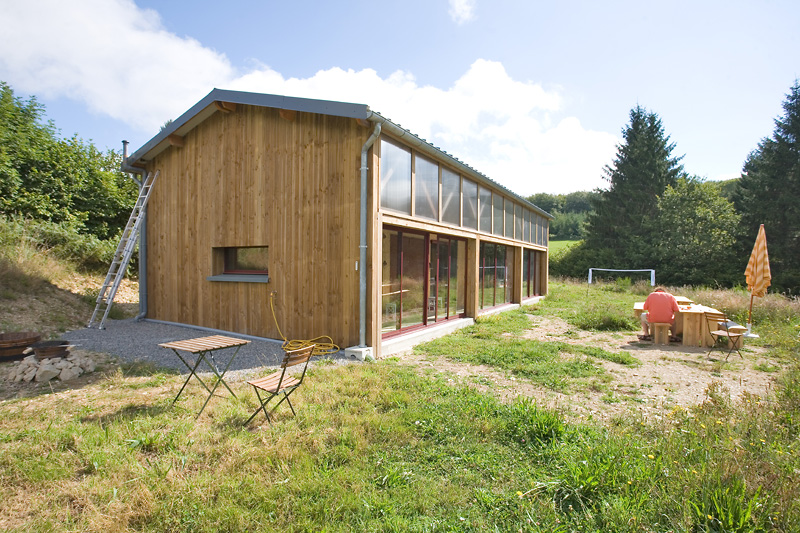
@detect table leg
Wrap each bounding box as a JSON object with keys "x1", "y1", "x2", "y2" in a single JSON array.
[
  {"x1": 195, "y1": 345, "x2": 243, "y2": 418},
  {"x1": 172, "y1": 349, "x2": 213, "y2": 405},
  {"x1": 682, "y1": 314, "x2": 702, "y2": 347},
  {"x1": 205, "y1": 345, "x2": 242, "y2": 399}
]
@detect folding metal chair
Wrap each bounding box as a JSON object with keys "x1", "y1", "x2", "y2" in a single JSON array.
[
  {"x1": 244, "y1": 344, "x2": 315, "y2": 425},
  {"x1": 704, "y1": 311, "x2": 744, "y2": 361}
]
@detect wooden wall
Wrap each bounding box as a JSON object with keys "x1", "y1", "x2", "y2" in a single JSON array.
[{"x1": 145, "y1": 105, "x2": 367, "y2": 346}]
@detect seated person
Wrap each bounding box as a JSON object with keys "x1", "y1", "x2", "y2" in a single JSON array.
[{"x1": 640, "y1": 287, "x2": 679, "y2": 339}]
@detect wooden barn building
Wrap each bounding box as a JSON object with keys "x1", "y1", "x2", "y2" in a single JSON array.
[{"x1": 123, "y1": 89, "x2": 551, "y2": 359}]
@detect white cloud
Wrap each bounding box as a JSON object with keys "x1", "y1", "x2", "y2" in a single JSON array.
[
  {"x1": 0, "y1": 0, "x2": 234, "y2": 130},
  {"x1": 0, "y1": 0, "x2": 618, "y2": 193},
  {"x1": 228, "y1": 60, "x2": 618, "y2": 194},
  {"x1": 448, "y1": 0, "x2": 477, "y2": 25}
]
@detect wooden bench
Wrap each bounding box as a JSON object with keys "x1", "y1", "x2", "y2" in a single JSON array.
[{"x1": 651, "y1": 323, "x2": 672, "y2": 345}]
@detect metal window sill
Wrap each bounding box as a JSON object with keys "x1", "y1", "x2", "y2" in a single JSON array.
[{"x1": 206, "y1": 274, "x2": 270, "y2": 283}]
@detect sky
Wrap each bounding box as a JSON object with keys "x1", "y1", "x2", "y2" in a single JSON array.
[{"x1": 1, "y1": 0, "x2": 798, "y2": 195}]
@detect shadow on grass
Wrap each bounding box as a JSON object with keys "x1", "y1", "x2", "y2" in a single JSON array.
[{"x1": 81, "y1": 401, "x2": 174, "y2": 424}]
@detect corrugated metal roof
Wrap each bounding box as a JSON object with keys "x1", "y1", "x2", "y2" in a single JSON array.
[{"x1": 126, "y1": 88, "x2": 551, "y2": 219}]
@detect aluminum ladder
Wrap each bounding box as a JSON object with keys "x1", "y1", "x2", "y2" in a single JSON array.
[{"x1": 88, "y1": 170, "x2": 159, "y2": 329}]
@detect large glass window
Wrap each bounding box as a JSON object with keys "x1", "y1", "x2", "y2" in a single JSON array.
[
  {"x1": 382, "y1": 227, "x2": 466, "y2": 336},
  {"x1": 493, "y1": 194, "x2": 504, "y2": 236},
  {"x1": 479, "y1": 186, "x2": 492, "y2": 233},
  {"x1": 414, "y1": 154, "x2": 439, "y2": 220},
  {"x1": 381, "y1": 230, "x2": 401, "y2": 332},
  {"x1": 522, "y1": 248, "x2": 542, "y2": 298},
  {"x1": 441, "y1": 168, "x2": 460, "y2": 226},
  {"x1": 380, "y1": 139, "x2": 411, "y2": 214},
  {"x1": 515, "y1": 205, "x2": 523, "y2": 240},
  {"x1": 479, "y1": 242, "x2": 514, "y2": 309},
  {"x1": 380, "y1": 229, "x2": 426, "y2": 332},
  {"x1": 462, "y1": 179, "x2": 478, "y2": 230}
]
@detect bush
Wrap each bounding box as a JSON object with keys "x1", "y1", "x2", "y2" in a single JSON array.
[{"x1": 0, "y1": 216, "x2": 131, "y2": 273}]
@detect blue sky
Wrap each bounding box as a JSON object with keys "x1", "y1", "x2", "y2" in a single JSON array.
[{"x1": 1, "y1": 0, "x2": 798, "y2": 194}]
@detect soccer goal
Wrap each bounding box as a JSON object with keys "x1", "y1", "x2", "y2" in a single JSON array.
[{"x1": 588, "y1": 268, "x2": 656, "y2": 286}]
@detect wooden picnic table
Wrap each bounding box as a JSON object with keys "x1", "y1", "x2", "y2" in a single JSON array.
[{"x1": 634, "y1": 299, "x2": 717, "y2": 348}]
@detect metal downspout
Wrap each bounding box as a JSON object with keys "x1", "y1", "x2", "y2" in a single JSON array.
[
  {"x1": 359, "y1": 122, "x2": 381, "y2": 347},
  {"x1": 121, "y1": 140, "x2": 148, "y2": 321}
]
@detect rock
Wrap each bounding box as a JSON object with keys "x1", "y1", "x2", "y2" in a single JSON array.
[
  {"x1": 59, "y1": 367, "x2": 81, "y2": 381},
  {"x1": 80, "y1": 359, "x2": 96, "y2": 373},
  {"x1": 35, "y1": 365, "x2": 60, "y2": 382}
]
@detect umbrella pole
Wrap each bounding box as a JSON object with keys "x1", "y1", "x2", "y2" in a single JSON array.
[{"x1": 745, "y1": 292, "x2": 759, "y2": 338}]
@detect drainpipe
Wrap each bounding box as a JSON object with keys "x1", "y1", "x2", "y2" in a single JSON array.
[
  {"x1": 359, "y1": 122, "x2": 381, "y2": 347},
  {"x1": 120, "y1": 140, "x2": 148, "y2": 321}
]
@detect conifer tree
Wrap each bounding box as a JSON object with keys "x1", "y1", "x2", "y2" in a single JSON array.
[
  {"x1": 584, "y1": 105, "x2": 685, "y2": 267},
  {"x1": 733, "y1": 81, "x2": 800, "y2": 293}
]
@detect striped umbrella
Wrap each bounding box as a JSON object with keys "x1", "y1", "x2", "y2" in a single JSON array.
[{"x1": 744, "y1": 224, "x2": 771, "y2": 327}]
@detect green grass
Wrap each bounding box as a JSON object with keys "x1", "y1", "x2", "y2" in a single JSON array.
[
  {"x1": 548, "y1": 239, "x2": 581, "y2": 254},
  {"x1": 416, "y1": 308, "x2": 639, "y2": 392},
  {"x1": 2, "y1": 278, "x2": 800, "y2": 531}
]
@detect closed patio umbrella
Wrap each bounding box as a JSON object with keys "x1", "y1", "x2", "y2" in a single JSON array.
[{"x1": 744, "y1": 224, "x2": 771, "y2": 335}]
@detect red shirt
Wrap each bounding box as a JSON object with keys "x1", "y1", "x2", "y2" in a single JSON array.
[{"x1": 643, "y1": 291, "x2": 679, "y2": 323}]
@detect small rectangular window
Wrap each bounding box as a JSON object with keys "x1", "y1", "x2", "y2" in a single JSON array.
[{"x1": 224, "y1": 246, "x2": 269, "y2": 274}]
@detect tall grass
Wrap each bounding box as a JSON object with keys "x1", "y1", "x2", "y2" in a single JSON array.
[{"x1": 0, "y1": 216, "x2": 121, "y2": 274}]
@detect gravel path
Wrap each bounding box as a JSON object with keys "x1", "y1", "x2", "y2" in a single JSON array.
[{"x1": 62, "y1": 318, "x2": 356, "y2": 379}]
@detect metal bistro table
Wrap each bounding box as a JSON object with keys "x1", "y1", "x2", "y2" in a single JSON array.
[{"x1": 159, "y1": 335, "x2": 251, "y2": 417}]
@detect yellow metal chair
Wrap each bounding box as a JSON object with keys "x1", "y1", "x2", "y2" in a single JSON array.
[{"x1": 245, "y1": 344, "x2": 315, "y2": 425}]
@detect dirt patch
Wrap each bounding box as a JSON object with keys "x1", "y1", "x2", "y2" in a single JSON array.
[{"x1": 397, "y1": 315, "x2": 777, "y2": 423}]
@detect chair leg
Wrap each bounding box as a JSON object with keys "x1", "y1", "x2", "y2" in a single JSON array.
[
  {"x1": 245, "y1": 388, "x2": 275, "y2": 426},
  {"x1": 724, "y1": 344, "x2": 743, "y2": 361},
  {"x1": 272, "y1": 391, "x2": 296, "y2": 417}
]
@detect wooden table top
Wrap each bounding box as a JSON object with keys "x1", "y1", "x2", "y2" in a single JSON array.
[{"x1": 159, "y1": 335, "x2": 250, "y2": 353}]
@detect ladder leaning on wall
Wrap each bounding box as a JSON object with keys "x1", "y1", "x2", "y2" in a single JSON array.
[{"x1": 88, "y1": 170, "x2": 159, "y2": 329}]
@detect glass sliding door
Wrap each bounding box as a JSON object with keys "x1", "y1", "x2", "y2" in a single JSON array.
[
  {"x1": 480, "y1": 242, "x2": 514, "y2": 309},
  {"x1": 381, "y1": 229, "x2": 401, "y2": 333},
  {"x1": 401, "y1": 232, "x2": 426, "y2": 329},
  {"x1": 521, "y1": 248, "x2": 541, "y2": 298},
  {"x1": 382, "y1": 226, "x2": 466, "y2": 337}
]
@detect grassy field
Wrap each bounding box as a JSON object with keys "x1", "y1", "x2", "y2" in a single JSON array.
[
  {"x1": 547, "y1": 239, "x2": 580, "y2": 255},
  {"x1": 2, "y1": 235, "x2": 800, "y2": 531}
]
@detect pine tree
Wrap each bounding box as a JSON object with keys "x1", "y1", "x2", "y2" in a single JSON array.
[
  {"x1": 733, "y1": 81, "x2": 800, "y2": 293},
  {"x1": 584, "y1": 105, "x2": 685, "y2": 267}
]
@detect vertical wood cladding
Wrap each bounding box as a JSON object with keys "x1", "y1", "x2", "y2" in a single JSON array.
[{"x1": 145, "y1": 106, "x2": 364, "y2": 346}]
